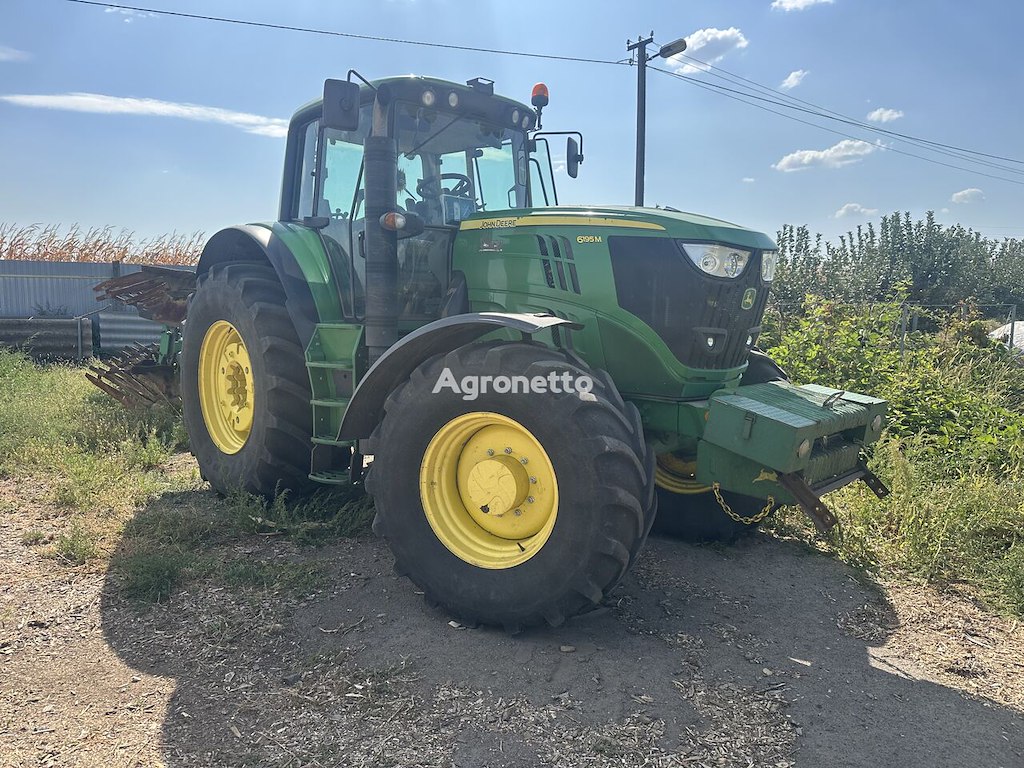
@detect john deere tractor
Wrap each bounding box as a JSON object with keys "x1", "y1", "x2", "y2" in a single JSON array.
[{"x1": 96, "y1": 74, "x2": 889, "y2": 631}]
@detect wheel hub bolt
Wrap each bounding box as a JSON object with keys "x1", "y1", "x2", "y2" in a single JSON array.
[
  {"x1": 487, "y1": 449, "x2": 495, "y2": 456},
  {"x1": 514, "y1": 508, "x2": 522, "y2": 516},
  {"x1": 504, "y1": 447, "x2": 513, "y2": 454},
  {"x1": 520, "y1": 457, "x2": 529, "y2": 465},
  {"x1": 527, "y1": 496, "x2": 535, "y2": 504},
  {"x1": 529, "y1": 476, "x2": 537, "y2": 484}
]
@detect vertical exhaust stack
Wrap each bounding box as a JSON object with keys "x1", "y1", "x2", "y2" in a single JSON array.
[{"x1": 362, "y1": 85, "x2": 399, "y2": 363}]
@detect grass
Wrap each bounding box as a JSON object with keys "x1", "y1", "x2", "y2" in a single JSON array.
[
  {"x1": 51, "y1": 523, "x2": 100, "y2": 565},
  {"x1": 0, "y1": 348, "x2": 374, "y2": 602},
  {"x1": 20, "y1": 529, "x2": 46, "y2": 546}
]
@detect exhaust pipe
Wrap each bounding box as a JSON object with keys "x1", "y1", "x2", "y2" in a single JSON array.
[{"x1": 362, "y1": 86, "x2": 399, "y2": 363}]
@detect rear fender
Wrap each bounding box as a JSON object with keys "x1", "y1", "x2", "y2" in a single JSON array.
[
  {"x1": 197, "y1": 224, "x2": 344, "y2": 348},
  {"x1": 338, "y1": 312, "x2": 582, "y2": 441}
]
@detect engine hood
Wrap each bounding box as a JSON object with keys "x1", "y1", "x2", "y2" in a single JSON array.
[{"x1": 461, "y1": 206, "x2": 778, "y2": 251}]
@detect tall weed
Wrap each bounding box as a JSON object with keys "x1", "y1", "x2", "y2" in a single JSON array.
[{"x1": 766, "y1": 301, "x2": 1024, "y2": 613}]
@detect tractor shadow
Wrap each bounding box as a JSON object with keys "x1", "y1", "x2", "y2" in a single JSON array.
[{"x1": 100, "y1": 490, "x2": 1024, "y2": 767}]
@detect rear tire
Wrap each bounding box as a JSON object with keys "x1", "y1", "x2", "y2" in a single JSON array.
[
  {"x1": 366, "y1": 341, "x2": 656, "y2": 630},
  {"x1": 181, "y1": 263, "x2": 313, "y2": 497}
]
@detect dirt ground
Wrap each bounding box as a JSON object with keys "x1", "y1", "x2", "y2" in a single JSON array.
[{"x1": 1, "y1": 472, "x2": 1023, "y2": 768}]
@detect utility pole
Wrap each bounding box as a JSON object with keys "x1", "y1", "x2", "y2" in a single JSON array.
[
  {"x1": 626, "y1": 33, "x2": 687, "y2": 208},
  {"x1": 627, "y1": 33, "x2": 654, "y2": 207}
]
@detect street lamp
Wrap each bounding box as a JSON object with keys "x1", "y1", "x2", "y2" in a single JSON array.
[{"x1": 626, "y1": 33, "x2": 687, "y2": 207}]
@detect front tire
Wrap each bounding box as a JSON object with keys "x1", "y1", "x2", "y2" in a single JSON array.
[
  {"x1": 181, "y1": 263, "x2": 313, "y2": 496},
  {"x1": 366, "y1": 341, "x2": 656, "y2": 630}
]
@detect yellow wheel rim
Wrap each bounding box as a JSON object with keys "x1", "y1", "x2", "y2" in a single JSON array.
[
  {"x1": 655, "y1": 452, "x2": 712, "y2": 495},
  {"x1": 198, "y1": 320, "x2": 254, "y2": 455},
  {"x1": 419, "y1": 412, "x2": 558, "y2": 569}
]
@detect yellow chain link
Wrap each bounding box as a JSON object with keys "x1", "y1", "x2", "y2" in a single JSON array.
[{"x1": 712, "y1": 482, "x2": 775, "y2": 526}]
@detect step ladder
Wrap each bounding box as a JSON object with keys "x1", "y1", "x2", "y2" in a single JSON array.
[{"x1": 305, "y1": 323, "x2": 365, "y2": 484}]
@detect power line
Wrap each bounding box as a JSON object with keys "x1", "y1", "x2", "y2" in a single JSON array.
[
  {"x1": 61, "y1": 1, "x2": 1024, "y2": 186},
  {"x1": 63, "y1": 0, "x2": 627, "y2": 67},
  {"x1": 650, "y1": 66, "x2": 1024, "y2": 187},
  {"x1": 656, "y1": 52, "x2": 1024, "y2": 176},
  {"x1": 670, "y1": 51, "x2": 1024, "y2": 166},
  {"x1": 661, "y1": 68, "x2": 1024, "y2": 178}
]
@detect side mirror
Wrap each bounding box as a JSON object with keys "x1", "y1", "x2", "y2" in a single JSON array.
[
  {"x1": 566, "y1": 136, "x2": 583, "y2": 179},
  {"x1": 322, "y1": 79, "x2": 360, "y2": 132}
]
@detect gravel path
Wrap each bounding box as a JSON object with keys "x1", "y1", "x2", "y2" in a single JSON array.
[{"x1": 2, "y1": 477, "x2": 1022, "y2": 767}]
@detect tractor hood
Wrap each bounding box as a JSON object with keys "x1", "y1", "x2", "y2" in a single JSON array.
[{"x1": 475, "y1": 206, "x2": 778, "y2": 251}]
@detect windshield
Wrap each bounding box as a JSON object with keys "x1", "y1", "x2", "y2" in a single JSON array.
[{"x1": 393, "y1": 102, "x2": 528, "y2": 225}]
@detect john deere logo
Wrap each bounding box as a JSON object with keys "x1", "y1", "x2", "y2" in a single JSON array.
[{"x1": 741, "y1": 288, "x2": 757, "y2": 310}]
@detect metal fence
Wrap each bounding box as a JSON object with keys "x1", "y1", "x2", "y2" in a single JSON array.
[
  {"x1": 0, "y1": 259, "x2": 194, "y2": 354},
  {"x1": 0, "y1": 317, "x2": 93, "y2": 361}
]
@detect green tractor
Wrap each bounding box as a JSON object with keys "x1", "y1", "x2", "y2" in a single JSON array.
[{"x1": 96, "y1": 74, "x2": 889, "y2": 631}]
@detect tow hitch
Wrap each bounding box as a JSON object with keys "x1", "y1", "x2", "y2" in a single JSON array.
[{"x1": 779, "y1": 463, "x2": 891, "y2": 533}]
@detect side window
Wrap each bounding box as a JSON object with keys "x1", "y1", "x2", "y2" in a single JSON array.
[
  {"x1": 319, "y1": 130, "x2": 364, "y2": 219},
  {"x1": 476, "y1": 143, "x2": 518, "y2": 212},
  {"x1": 296, "y1": 120, "x2": 319, "y2": 219},
  {"x1": 319, "y1": 127, "x2": 368, "y2": 319}
]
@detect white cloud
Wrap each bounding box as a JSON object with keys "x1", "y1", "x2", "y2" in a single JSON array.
[
  {"x1": 666, "y1": 27, "x2": 749, "y2": 74},
  {"x1": 771, "y1": 0, "x2": 834, "y2": 10},
  {"x1": 866, "y1": 107, "x2": 904, "y2": 123},
  {"x1": 0, "y1": 45, "x2": 30, "y2": 62},
  {"x1": 742, "y1": 177, "x2": 756, "y2": 183},
  {"x1": 773, "y1": 139, "x2": 878, "y2": 172},
  {"x1": 779, "y1": 69, "x2": 808, "y2": 90},
  {"x1": 104, "y1": 7, "x2": 155, "y2": 22},
  {"x1": 950, "y1": 187, "x2": 984, "y2": 204},
  {"x1": 0, "y1": 92, "x2": 288, "y2": 137},
  {"x1": 834, "y1": 202, "x2": 878, "y2": 218}
]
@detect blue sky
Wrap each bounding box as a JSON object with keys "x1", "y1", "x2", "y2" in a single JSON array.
[{"x1": 1, "y1": 0, "x2": 1023, "y2": 243}]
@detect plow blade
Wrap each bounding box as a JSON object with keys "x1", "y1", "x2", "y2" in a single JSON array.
[{"x1": 86, "y1": 342, "x2": 179, "y2": 407}]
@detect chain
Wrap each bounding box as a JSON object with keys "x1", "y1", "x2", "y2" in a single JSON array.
[{"x1": 712, "y1": 482, "x2": 775, "y2": 526}]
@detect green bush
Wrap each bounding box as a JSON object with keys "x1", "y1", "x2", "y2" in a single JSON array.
[
  {"x1": 766, "y1": 299, "x2": 1024, "y2": 471},
  {"x1": 766, "y1": 300, "x2": 1024, "y2": 614}
]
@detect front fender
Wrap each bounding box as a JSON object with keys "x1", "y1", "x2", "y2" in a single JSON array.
[{"x1": 338, "y1": 312, "x2": 582, "y2": 441}]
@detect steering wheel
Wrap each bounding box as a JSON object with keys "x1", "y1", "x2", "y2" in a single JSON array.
[{"x1": 417, "y1": 173, "x2": 473, "y2": 198}]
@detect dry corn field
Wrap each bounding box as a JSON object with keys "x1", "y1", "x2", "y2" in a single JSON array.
[{"x1": 0, "y1": 224, "x2": 203, "y2": 265}]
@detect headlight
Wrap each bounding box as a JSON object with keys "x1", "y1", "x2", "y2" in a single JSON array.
[
  {"x1": 680, "y1": 243, "x2": 752, "y2": 279},
  {"x1": 761, "y1": 250, "x2": 779, "y2": 282}
]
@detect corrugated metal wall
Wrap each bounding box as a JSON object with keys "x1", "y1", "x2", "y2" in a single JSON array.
[
  {"x1": 0, "y1": 260, "x2": 193, "y2": 352},
  {"x1": 0, "y1": 260, "x2": 120, "y2": 318}
]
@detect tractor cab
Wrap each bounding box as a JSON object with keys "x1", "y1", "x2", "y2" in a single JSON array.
[{"x1": 279, "y1": 75, "x2": 567, "y2": 324}]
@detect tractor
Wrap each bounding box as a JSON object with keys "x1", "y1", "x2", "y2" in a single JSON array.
[{"x1": 94, "y1": 74, "x2": 889, "y2": 631}]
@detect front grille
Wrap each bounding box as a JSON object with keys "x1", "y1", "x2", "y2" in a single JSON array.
[{"x1": 608, "y1": 235, "x2": 770, "y2": 369}]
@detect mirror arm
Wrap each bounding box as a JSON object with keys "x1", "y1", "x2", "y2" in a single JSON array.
[{"x1": 346, "y1": 69, "x2": 377, "y2": 92}]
